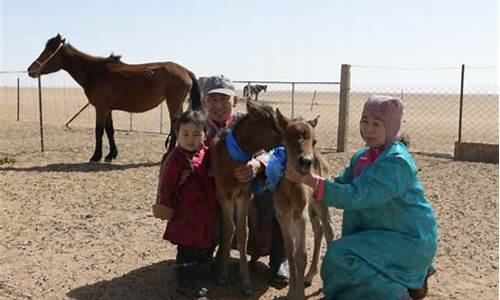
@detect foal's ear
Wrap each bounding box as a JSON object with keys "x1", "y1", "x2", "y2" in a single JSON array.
[
  {"x1": 276, "y1": 108, "x2": 289, "y2": 129},
  {"x1": 308, "y1": 115, "x2": 319, "y2": 128}
]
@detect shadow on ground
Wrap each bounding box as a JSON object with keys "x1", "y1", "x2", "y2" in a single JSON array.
[
  {"x1": 67, "y1": 258, "x2": 281, "y2": 300},
  {"x1": 0, "y1": 161, "x2": 159, "y2": 173}
]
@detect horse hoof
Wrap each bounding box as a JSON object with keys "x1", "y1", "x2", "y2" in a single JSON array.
[
  {"x1": 89, "y1": 154, "x2": 102, "y2": 162},
  {"x1": 104, "y1": 155, "x2": 115, "y2": 162}
]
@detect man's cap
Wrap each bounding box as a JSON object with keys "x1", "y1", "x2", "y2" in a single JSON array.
[{"x1": 202, "y1": 75, "x2": 235, "y2": 97}]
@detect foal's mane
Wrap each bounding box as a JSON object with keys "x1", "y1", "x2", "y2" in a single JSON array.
[{"x1": 219, "y1": 102, "x2": 281, "y2": 138}]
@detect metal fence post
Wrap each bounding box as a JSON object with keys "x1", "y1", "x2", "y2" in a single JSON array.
[
  {"x1": 291, "y1": 82, "x2": 295, "y2": 118},
  {"x1": 37, "y1": 77, "x2": 44, "y2": 152},
  {"x1": 458, "y1": 64, "x2": 465, "y2": 143},
  {"x1": 337, "y1": 64, "x2": 351, "y2": 152},
  {"x1": 16, "y1": 77, "x2": 20, "y2": 121}
]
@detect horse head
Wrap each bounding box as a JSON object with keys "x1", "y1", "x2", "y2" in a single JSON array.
[
  {"x1": 276, "y1": 109, "x2": 319, "y2": 175},
  {"x1": 28, "y1": 34, "x2": 66, "y2": 78},
  {"x1": 232, "y1": 100, "x2": 283, "y2": 154}
]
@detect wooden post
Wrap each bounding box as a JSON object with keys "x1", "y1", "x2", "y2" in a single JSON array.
[
  {"x1": 37, "y1": 77, "x2": 44, "y2": 152},
  {"x1": 65, "y1": 102, "x2": 90, "y2": 127},
  {"x1": 337, "y1": 64, "x2": 351, "y2": 152},
  {"x1": 160, "y1": 102, "x2": 164, "y2": 134}
]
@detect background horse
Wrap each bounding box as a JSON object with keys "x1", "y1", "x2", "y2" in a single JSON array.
[
  {"x1": 210, "y1": 101, "x2": 282, "y2": 296},
  {"x1": 274, "y1": 110, "x2": 334, "y2": 300},
  {"x1": 27, "y1": 34, "x2": 200, "y2": 162},
  {"x1": 243, "y1": 84, "x2": 267, "y2": 101}
]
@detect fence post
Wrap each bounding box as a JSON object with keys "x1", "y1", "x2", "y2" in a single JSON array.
[
  {"x1": 160, "y1": 103, "x2": 164, "y2": 134},
  {"x1": 291, "y1": 82, "x2": 295, "y2": 118},
  {"x1": 37, "y1": 77, "x2": 44, "y2": 152},
  {"x1": 16, "y1": 77, "x2": 20, "y2": 122},
  {"x1": 129, "y1": 113, "x2": 133, "y2": 131},
  {"x1": 458, "y1": 64, "x2": 465, "y2": 143},
  {"x1": 337, "y1": 64, "x2": 351, "y2": 152}
]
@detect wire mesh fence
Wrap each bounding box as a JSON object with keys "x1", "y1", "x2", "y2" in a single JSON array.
[
  {"x1": 349, "y1": 65, "x2": 498, "y2": 155},
  {"x1": 1, "y1": 65, "x2": 498, "y2": 157}
]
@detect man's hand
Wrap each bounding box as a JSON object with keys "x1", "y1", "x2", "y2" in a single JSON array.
[{"x1": 233, "y1": 159, "x2": 262, "y2": 183}]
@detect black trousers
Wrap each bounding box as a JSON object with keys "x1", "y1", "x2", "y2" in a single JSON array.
[{"x1": 254, "y1": 191, "x2": 285, "y2": 272}]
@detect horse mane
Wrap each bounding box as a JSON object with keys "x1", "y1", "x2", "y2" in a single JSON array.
[
  {"x1": 65, "y1": 43, "x2": 123, "y2": 63},
  {"x1": 107, "y1": 53, "x2": 122, "y2": 62},
  {"x1": 218, "y1": 102, "x2": 281, "y2": 139}
]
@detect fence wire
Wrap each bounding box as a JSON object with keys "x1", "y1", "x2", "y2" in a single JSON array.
[{"x1": 1, "y1": 67, "x2": 498, "y2": 157}]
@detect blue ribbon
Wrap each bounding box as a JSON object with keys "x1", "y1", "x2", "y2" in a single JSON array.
[
  {"x1": 225, "y1": 130, "x2": 252, "y2": 162},
  {"x1": 251, "y1": 146, "x2": 287, "y2": 195}
]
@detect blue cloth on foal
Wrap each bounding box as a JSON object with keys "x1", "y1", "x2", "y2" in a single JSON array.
[
  {"x1": 224, "y1": 130, "x2": 252, "y2": 162},
  {"x1": 251, "y1": 146, "x2": 287, "y2": 195}
]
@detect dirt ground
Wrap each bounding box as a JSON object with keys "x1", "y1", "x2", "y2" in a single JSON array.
[{"x1": 0, "y1": 123, "x2": 498, "y2": 300}]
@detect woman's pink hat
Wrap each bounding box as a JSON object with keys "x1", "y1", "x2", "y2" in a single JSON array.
[{"x1": 361, "y1": 95, "x2": 404, "y2": 146}]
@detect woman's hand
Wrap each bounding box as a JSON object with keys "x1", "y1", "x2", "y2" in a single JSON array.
[
  {"x1": 234, "y1": 159, "x2": 262, "y2": 183},
  {"x1": 285, "y1": 167, "x2": 322, "y2": 189}
]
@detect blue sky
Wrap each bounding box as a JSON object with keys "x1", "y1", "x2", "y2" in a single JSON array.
[{"x1": 0, "y1": 0, "x2": 498, "y2": 89}]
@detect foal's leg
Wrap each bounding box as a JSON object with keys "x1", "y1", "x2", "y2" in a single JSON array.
[
  {"x1": 248, "y1": 200, "x2": 259, "y2": 271},
  {"x1": 295, "y1": 217, "x2": 307, "y2": 300},
  {"x1": 90, "y1": 107, "x2": 109, "y2": 162},
  {"x1": 305, "y1": 205, "x2": 323, "y2": 286},
  {"x1": 215, "y1": 197, "x2": 235, "y2": 285},
  {"x1": 276, "y1": 213, "x2": 297, "y2": 299},
  {"x1": 235, "y1": 195, "x2": 253, "y2": 296},
  {"x1": 104, "y1": 110, "x2": 118, "y2": 162}
]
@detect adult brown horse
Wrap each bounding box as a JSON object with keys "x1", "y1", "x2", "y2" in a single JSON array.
[
  {"x1": 210, "y1": 100, "x2": 283, "y2": 296},
  {"x1": 274, "y1": 110, "x2": 334, "y2": 300},
  {"x1": 27, "y1": 34, "x2": 200, "y2": 162}
]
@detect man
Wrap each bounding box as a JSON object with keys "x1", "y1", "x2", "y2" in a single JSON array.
[{"x1": 201, "y1": 75, "x2": 289, "y2": 283}]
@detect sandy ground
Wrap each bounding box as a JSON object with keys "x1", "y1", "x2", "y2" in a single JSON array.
[{"x1": 0, "y1": 122, "x2": 498, "y2": 300}]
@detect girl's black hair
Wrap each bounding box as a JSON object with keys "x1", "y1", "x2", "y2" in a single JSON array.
[{"x1": 174, "y1": 110, "x2": 208, "y2": 133}]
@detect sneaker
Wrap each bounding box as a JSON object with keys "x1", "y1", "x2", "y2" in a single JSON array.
[{"x1": 271, "y1": 260, "x2": 289, "y2": 284}]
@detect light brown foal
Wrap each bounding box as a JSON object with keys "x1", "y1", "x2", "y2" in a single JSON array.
[{"x1": 274, "y1": 110, "x2": 334, "y2": 300}]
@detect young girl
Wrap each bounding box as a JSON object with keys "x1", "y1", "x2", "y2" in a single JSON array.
[
  {"x1": 286, "y1": 96, "x2": 438, "y2": 300},
  {"x1": 152, "y1": 110, "x2": 216, "y2": 295}
]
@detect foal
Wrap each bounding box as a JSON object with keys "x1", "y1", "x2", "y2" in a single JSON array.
[
  {"x1": 274, "y1": 110, "x2": 334, "y2": 300},
  {"x1": 210, "y1": 101, "x2": 282, "y2": 296}
]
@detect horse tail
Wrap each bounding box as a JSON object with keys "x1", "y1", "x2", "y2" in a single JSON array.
[{"x1": 187, "y1": 70, "x2": 201, "y2": 111}]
